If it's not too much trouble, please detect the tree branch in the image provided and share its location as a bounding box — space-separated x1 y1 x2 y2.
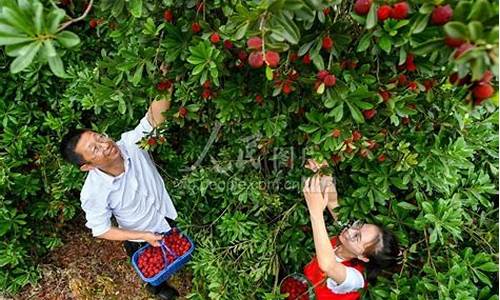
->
58 0 94 32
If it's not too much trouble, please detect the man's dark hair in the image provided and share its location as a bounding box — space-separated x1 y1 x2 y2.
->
60 129 89 166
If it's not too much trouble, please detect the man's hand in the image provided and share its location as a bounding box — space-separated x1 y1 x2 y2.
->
303 175 329 216
142 232 164 247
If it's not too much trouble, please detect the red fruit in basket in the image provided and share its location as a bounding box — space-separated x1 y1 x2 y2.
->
431 5 452 26
377 5 392 21
391 2 409 20
354 0 372 15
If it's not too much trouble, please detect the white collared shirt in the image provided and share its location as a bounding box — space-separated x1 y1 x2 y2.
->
325 247 365 294
80 114 177 241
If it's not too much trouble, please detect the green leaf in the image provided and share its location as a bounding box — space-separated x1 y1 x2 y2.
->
1 6 34 36
397 202 418 210
112 0 125 17
33 2 43 34
365 3 377 29
346 101 364 123
316 82 325 94
5 42 32 56
10 41 41 73
468 0 492 21
486 26 499 44
411 13 430 34
444 21 469 40
379 35 391 54
0 34 32 46
468 21 484 41
477 262 498 272
234 21 249 40
48 54 66 77
298 124 319 134
56 31 80 48
265 66 273 81
412 38 443 55
43 40 56 57
47 8 66 33
298 40 314 56
419 3 434 14
132 63 144 85
357 32 371 52
129 0 142 18
331 103 344 122
454 1 473 21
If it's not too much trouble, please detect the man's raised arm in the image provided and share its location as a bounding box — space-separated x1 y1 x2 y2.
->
147 94 172 128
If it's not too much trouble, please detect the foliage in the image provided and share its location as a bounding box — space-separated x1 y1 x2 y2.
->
0 0 498 299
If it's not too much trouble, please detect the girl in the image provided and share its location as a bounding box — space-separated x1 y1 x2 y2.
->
299 161 401 300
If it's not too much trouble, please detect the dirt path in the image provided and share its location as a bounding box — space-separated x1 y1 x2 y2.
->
15 217 193 300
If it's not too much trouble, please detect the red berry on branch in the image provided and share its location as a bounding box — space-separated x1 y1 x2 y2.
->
332 129 341 138
431 5 453 26
179 107 188 117
248 51 264 68
363 109 377 120
255 95 264 105
391 2 409 20
282 83 292 95
453 42 474 59
352 130 362 142
191 22 201 33
210 33 221 44
331 154 342 164
163 10 173 22
223 40 233 49
317 70 330 81
265 51 280 68
156 80 172 91
195 2 204 12
354 0 372 15
444 36 465 48
323 74 336 87
377 153 386 162
377 5 392 21
379 90 391 102
201 89 212 99
302 53 311 64
89 18 98 29
322 36 334 50
480 70 494 83
147 138 157 146
408 81 418 91
289 52 298 63
473 83 494 102
323 7 331 15
247 37 263 50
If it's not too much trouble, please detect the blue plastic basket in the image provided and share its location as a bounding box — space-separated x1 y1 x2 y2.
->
131 228 195 286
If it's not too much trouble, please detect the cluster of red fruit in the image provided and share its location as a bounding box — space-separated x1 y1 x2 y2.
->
274 69 300 95
246 37 280 69
89 18 104 29
201 80 213 100
449 71 495 105
280 277 309 300
354 0 410 21
314 70 336 92
147 136 166 146
137 229 191 278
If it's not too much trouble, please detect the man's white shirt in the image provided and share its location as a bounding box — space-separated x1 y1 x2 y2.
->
80 114 177 241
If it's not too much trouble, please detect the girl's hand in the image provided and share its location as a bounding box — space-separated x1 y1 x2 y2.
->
320 175 338 209
305 159 328 173
303 175 329 216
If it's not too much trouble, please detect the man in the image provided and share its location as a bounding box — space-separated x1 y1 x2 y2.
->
60 91 179 300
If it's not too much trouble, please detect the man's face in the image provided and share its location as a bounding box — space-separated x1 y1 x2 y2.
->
74 131 121 170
